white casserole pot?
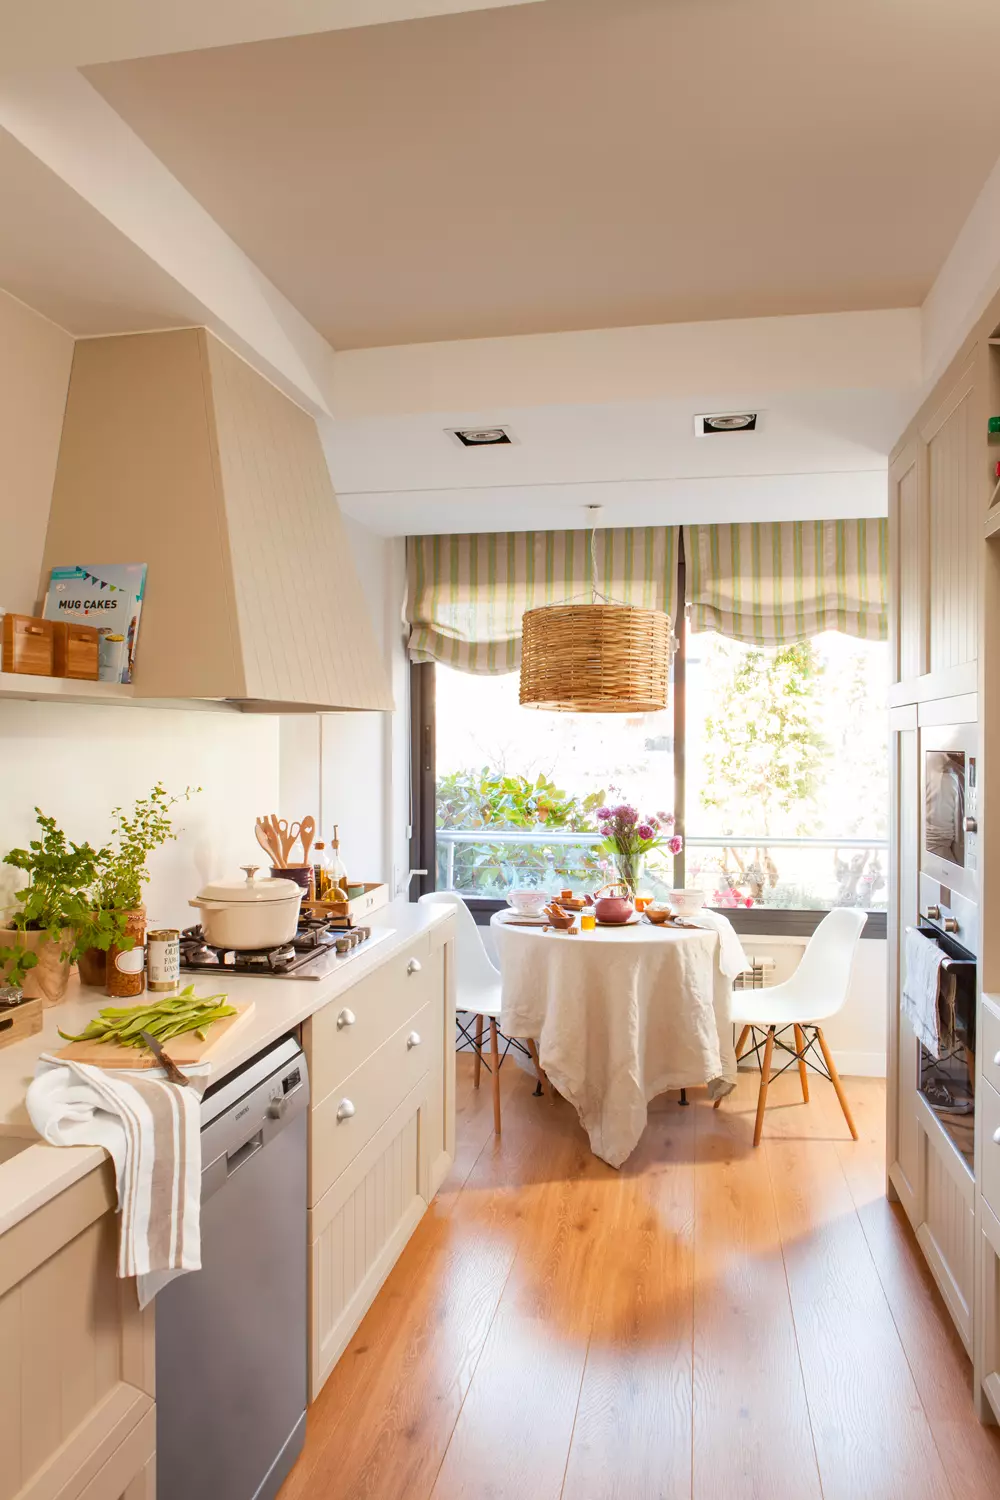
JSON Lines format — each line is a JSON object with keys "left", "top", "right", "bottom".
{"left": 189, "top": 865, "right": 303, "bottom": 950}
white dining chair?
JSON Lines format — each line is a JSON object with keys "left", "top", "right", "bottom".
{"left": 727, "top": 907, "right": 867, "bottom": 1146}
{"left": 418, "top": 891, "right": 547, "bottom": 1134}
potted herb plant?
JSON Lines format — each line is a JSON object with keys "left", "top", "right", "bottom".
{"left": 0, "top": 811, "right": 108, "bottom": 1006}
{"left": 77, "top": 782, "right": 199, "bottom": 994}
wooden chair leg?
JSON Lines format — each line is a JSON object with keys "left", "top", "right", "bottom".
{"left": 816, "top": 1026, "right": 858, "bottom": 1140}
{"left": 752, "top": 1026, "right": 775, "bottom": 1147}
{"left": 526, "top": 1038, "right": 553, "bottom": 1102}
{"left": 489, "top": 1018, "right": 502, "bottom": 1135}
{"left": 473, "top": 1014, "right": 484, "bottom": 1089}
{"left": 793, "top": 1023, "right": 810, "bottom": 1103}
{"left": 735, "top": 1024, "right": 751, "bottom": 1061}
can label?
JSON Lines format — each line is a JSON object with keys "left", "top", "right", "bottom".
{"left": 148, "top": 930, "right": 180, "bottom": 992}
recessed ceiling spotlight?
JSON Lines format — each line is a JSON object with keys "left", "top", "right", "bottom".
{"left": 447, "top": 426, "right": 516, "bottom": 448}
{"left": 694, "top": 411, "right": 759, "bottom": 436}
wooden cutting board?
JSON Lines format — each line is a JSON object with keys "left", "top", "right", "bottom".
{"left": 54, "top": 1000, "right": 254, "bottom": 1069}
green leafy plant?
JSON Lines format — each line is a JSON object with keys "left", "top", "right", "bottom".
{"left": 0, "top": 811, "right": 108, "bottom": 987}
{"left": 435, "top": 767, "right": 607, "bottom": 895}
{"left": 77, "top": 783, "right": 201, "bottom": 954}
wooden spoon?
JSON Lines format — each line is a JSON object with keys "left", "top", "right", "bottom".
{"left": 255, "top": 819, "right": 278, "bottom": 865}
{"left": 267, "top": 814, "right": 292, "bottom": 867}
{"left": 297, "top": 815, "right": 316, "bottom": 866}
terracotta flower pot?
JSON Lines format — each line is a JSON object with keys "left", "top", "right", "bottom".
{"left": 77, "top": 946, "right": 108, "bottom": 988}
{"left": 1, "top": 927, "right": 75, "bottom": 1006}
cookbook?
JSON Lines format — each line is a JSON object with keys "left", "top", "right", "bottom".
{"left": 43, "top": 564, "right": 147, "bottom": 683}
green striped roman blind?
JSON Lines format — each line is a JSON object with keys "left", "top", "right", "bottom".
{"left": 684, "top": 519, "right": 888, "bottom": 645}
{"left": 405, "top": 528, "right": 679, "bottom": 674}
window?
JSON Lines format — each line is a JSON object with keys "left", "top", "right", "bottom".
{"left": 685, "top": 631, "right": 888, "bottom": 913}
{"left": 407, "top": 520, "right": 889, "bottom": 930}
{"left": 434, "top": 666, "right": 675, "bottom": 898}
{"left": 422, "top": 625, "right": 887, "bottom": 924}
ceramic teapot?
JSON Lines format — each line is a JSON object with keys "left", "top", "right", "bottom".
{"left": 592, "top": 882, "right": 634, "bottom": 924}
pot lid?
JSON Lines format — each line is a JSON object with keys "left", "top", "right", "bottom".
{"left": 196, "top": 865, "right": 301, "bottom": 903}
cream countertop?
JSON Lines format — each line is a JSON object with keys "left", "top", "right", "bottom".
{"left": 0, "top": 899, "right": 454, "bottom": 1236}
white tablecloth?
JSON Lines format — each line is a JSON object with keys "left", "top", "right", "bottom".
{"left": 492, "top": 915, "right": 742, "bottom": 1167}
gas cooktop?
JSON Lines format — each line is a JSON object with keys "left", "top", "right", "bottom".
{"left": 179, "top": 917, "right": 394, "bottom": 979}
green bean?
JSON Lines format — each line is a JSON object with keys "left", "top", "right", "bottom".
{"left": 59, "top": 986, "right": 236, "bottom": 1048}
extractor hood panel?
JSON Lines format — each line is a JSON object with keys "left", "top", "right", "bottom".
{"left": 43, "top": 328, "right": 392, "bottom": 711}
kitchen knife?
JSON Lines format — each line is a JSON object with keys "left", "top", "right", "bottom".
{"left": 139, "top": 1029, "right": 191, "bottom": 1087}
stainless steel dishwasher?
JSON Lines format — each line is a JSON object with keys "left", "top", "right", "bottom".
{"left": 155, "top": 1035, "right": 310, "bottom": 1500}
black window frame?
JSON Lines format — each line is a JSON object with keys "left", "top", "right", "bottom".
{"left": 409, "top": 531, "right": 886, "bottom": 939}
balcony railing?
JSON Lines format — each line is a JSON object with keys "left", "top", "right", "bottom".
{"left": 435, "top": 829, "right": 888, "bottom": 910}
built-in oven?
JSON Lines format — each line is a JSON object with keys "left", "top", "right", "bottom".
{"left": 916, "top": 876, "right": 978, "bottom": 1173}
{"left": 920, "top": 723, "right": 979, "bottom": 903}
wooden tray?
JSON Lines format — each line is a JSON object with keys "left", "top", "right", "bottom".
{"left": 54, "top": 1000, "right": 254, "bottom": 1069}
{"left": 304, "top": 881, "right": 388, "bottom": 923}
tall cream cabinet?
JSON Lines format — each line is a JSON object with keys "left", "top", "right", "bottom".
{"left": 887, "top": 288, "right": 1000, "bottom": 1421}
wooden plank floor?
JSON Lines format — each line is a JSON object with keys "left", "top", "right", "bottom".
{"left": 281, "top": 1056, "right": 1000, "bottom": 1500}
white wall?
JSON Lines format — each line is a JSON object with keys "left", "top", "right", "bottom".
{"left": 279, "top": 517, "right": 408, "bottom": 892}
{"left": 0, "top": 287, "right": 280, "bottom": 925}
{"left": 0, "top": 702, "right": 279, "bottom": 929}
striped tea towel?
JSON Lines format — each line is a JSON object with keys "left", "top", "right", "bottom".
{"left": 27, "top": 1056, "right": 203, "bottom": 1305}
{"left": 902, "top": 928, "right": 948, "bottom": 1058}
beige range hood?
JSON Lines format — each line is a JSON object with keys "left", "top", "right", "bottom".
{"left": 41, "top": 328, "right": 392, "bottom": 711}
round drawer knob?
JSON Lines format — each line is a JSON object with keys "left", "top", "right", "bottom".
{"left": 993, "top": 1126, "right": 1000, "bottom": 1146}
{"left": 407, "top": 958, "right": 422, "bottom": 975}
{"left": 993, "top": 1050, "right": 1000, "bottom": 1067}
{"left": 407, "top": 1031, "right": 422, "bottom": 1050}
{"left": 336, "top": 1008, "right": 356, "bottom": 1030}
{"left": 336, "top": 1099, "right": 356, "bottom": 1122}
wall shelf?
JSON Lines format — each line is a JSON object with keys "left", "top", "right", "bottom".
{"left": 0, "top": 672, "right": 241, "bottom": 712}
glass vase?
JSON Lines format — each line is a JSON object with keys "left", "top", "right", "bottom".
{"left": 615, "top": 851, "right": 644, "bottom": 903}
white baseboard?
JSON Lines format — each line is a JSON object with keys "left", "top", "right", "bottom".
{"left": 740, "top": 1049, "right": 886, "bottom": 1078}
{"left": 828, "top": 1049, "right": 886, "bottom": 1078}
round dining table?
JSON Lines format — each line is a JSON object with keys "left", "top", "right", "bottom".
{"left": 491, "top": 912, "right": 743, "bottom": 1167}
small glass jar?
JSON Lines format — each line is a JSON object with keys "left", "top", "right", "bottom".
{"left": 107, "top": 907, "right": 146, "bottom": 997}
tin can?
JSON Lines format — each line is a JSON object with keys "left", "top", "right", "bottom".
{"left": 147, "top": 928, "right": 180, "bottom": 993}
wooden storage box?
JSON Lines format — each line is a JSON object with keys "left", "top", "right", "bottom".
{"left": 305, "top": 881, "right": 389, "bottom": 923}
{"left": 0, "top": 994, "right": 43, "bottom": 1050}
{"left": 53, "top": 620, "right": 100, "bottom": 680}
{"left": 1, "top": 613, "right": 56, "bottom": 676}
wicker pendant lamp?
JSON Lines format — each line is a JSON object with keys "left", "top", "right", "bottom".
{"left": 519, "top": 525, "right": 672, "bottom": 713}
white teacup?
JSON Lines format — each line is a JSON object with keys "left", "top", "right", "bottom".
{"left": 507, "top": 889, "right": 548, "bottom": 915}
{"left": 668, "top": 888, "right": 707, "bottom": 918}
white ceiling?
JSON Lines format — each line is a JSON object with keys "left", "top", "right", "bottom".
{"left": 85, "top": 0, "right": 1000, "bottom": 348}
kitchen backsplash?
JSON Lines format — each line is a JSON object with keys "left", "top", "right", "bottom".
{"left": 0, "top": 700, "right": 279, "bottom": 930}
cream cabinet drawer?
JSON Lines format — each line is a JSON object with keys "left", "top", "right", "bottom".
{"left": 310, "top": 1000, "right": 432, "bottom": 1205}
{"left": 307, "top": 936, "right": 434, "bottom": 1105}
{"left": 982, "top": 997, "right": 1000, "bottom": 1098}
{"left": 982, "top": 1079, "right": 1000, "bottom": 1220}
